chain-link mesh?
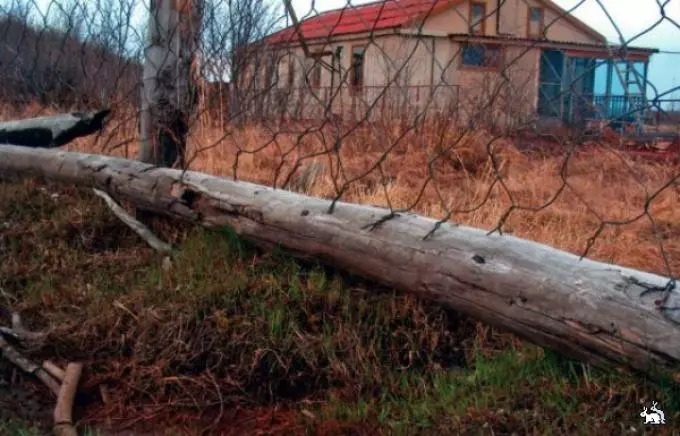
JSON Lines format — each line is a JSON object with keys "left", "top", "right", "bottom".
{"left": 1, "top": 0, "right": 679, "bottom": 305}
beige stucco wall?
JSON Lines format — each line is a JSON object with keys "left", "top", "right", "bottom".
{"left": 420, "top": 1, "right": 485, "bottom": 35}
{"left": 263, "top": 35, "right": 442, "bottom": 119}
{"left": 417, "top": 0, "right": 603, "bottom": 44}
{"left": 430, "top": 40, "right": 540, "bottom": 125}
{"left": 497, "top": 0, "right": 519, "bottom": 35}
{"left": 325, "top": 33, "right": 539, "bottom": 124}
{"left": 367, "top": 35, "right": 433, "bottom": 86}
{"left": 244, "top": 33, "right": 540, "bottom": 124}
{"left": 497, "top": 0, "right": 603, "bottom": 43}
{"left": 542, "top": 4, "right": 601, "bottom": 44}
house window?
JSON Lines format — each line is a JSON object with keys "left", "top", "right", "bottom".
{"left": 470, "top": 2, "right": 486, "bottom": 35}
{"left": 461, "top": 43, "right": 502, "bottom": 69}
{"left": 306, "top": 55, "right": 323, "bottom": 89}
{"left": 276, "top": 57, "right": 286, "bottom": 88}
{"left": 263, "top": 55, "right": 275, "bottom": 89}
{"left": 287, "top": 57, "right": 295, "bottom": 88}
{"left": 528, "top": 7, "right": 544, "bottom": 38}
{"left": 350, "top": 45, "right": 365, "bottom": 91}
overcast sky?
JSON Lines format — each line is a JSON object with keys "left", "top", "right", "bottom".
{"left": 290, "top": 0, "right": 680, "bottom": 99}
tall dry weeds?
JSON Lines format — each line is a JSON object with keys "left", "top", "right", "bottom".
{"left": 39, "top": 113, "right": 680, "bottom": 276}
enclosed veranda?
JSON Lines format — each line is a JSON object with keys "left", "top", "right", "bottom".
{"left": 536, "top": 45, "right": 658, "bottom": 132}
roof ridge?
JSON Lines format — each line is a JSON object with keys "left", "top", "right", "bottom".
{"left": 294, "top": 0, "right": 432, "bottom": 24}
{"left": 304, "top": 0, "right": 412, "bottom": 17}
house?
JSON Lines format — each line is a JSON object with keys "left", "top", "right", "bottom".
{"left": 238, "top": 0, "right": 657, "bottom": 129}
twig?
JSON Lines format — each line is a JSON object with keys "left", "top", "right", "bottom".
{"left": 200, "top": 370, "right": 224, "bottom": 434}
{"left": 53, "top": 362, "right": 83, "bottom": 436}
{"left": 12, "top": 312, "right": 48, "bottom": 341}
{"left": 99, "top": 384, "right": 110, "bottom": 405}
{"left": 112, "top": 300, "right": 139, "bottom": 322}
{"left": 0, "top": 335, "right": 61, "bottom": 395}
{"left": 0, "top": 286, "right": 17, "bottom": 305}
{"left": 92, "top": 188, "right": 173, "bottom": 254}
{"left": 43, "top": 360, "right": 66, "bottom": 382}
{"left": 0, "top": 312, "right": 49, "bottom": 345}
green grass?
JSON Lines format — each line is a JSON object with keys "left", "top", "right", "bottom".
{"left": 0, "top": 418, "right": 103, "bottom": 436}
{"left": 0, "top": 419, "right": 44, "bottom": 436}
{"left": 1, "top": 177, "right": 680, "bottom": 435}
{"left": 321, "top": 347, "right": 680, "bottom": 435}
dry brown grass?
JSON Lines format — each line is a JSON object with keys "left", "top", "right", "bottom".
{"left": 54, "top": 111, "right": 680, "bottom": 277}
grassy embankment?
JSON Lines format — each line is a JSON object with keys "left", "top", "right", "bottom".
{"left": 2, "top": 115, "right": 680, "bottom": 434}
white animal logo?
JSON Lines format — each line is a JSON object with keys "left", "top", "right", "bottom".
{"left": 641, "top": 407, "right": 661, "bottom": 424}
{"left": 640, "top": 402, "right": 666, "bottom": 425}
{"left": 651, "top": 401, "right": 666, "bottom": 424}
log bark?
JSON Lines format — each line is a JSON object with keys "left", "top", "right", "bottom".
{"left": 0, "top": 110, "right": 110, "bottom": 148}
{"left": 139, "top": 0, "right": 203, "bottom": 168}
{"left": 1, "top": 144, "right": 680, "bottom": 380}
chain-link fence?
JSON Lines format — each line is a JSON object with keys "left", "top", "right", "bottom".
{"left": 1, "top": 0, "right": 679, "bottom": 290}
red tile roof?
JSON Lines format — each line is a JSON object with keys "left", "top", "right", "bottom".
{"left": 265, "top": 0, "right": 459, "bottom": 44}
{"left": 264, "top": 0, "right": 612, "bottom": 48}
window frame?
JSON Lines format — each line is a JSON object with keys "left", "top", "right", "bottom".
{"left": 469, "top": 2, "right": 487, "bottom": 35}
{"left": 527, "top": 7, "right": 545, "bottom": 39}
{"left": 263, "top": 54, "right": 276, "bottom": 89}
{"left": 305, "top": 53, "right": 324, "bottom": 89}
{"left": 350, "top": 44, "right": 366, "bottom": 94}
{"left": 287, "top": 56, "right": 296, "bottom": 88}
{"left": 460, "top": 42, "right": 504, "bottom": 71}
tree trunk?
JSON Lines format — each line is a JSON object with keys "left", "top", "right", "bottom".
{"left": 139, "top": 0, "right": 203, "bottom": 169}
{"left": 1, "top": 144, "right": 680, "bottom": 382}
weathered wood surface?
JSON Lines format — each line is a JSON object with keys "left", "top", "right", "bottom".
{"left": 1, "top": 144, "right": 680, "bottom": 380}
{"left": 139, "top": 0, "right": 203, "bottom": 168}
{"left": 0, "top": 109, "right": 110, "bottom": 148}
{"left": 53, "top": 362, "right": 83, "bottom": 436}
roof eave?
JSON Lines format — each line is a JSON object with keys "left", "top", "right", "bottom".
{"left": 447, "top": 34, "right": 658, "bottom": 56}
{"left": 262, "top": 26, "right": 403, "bottom": 49}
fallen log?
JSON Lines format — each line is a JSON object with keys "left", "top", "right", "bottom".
{"left": 1, "top": 144, "right": 679, "bottom": 381}
{"left": 0, "top": 109, "right": 110, "bottom": 148}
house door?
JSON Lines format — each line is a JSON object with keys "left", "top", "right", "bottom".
{"left": 563, "top": 57, "right": 596, "bottom": 125}
{"left": 537, "top": 50, "right": 565, "bottom": 119}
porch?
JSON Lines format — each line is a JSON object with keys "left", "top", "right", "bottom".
{"left": 536, "top": 48, "right": 656, "bottom": 131}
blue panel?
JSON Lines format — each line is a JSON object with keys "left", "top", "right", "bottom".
{"left": 539, "top": 50, "right": 563, "bottom": 84}
{"left": 593, "top": 60, "right": 609, "bottom": 94}
{"left": 462, "top": 45, "right": 484, "bottom": 66}
{"left": 537, "top": 50, "right": 565, "bottom": 118}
